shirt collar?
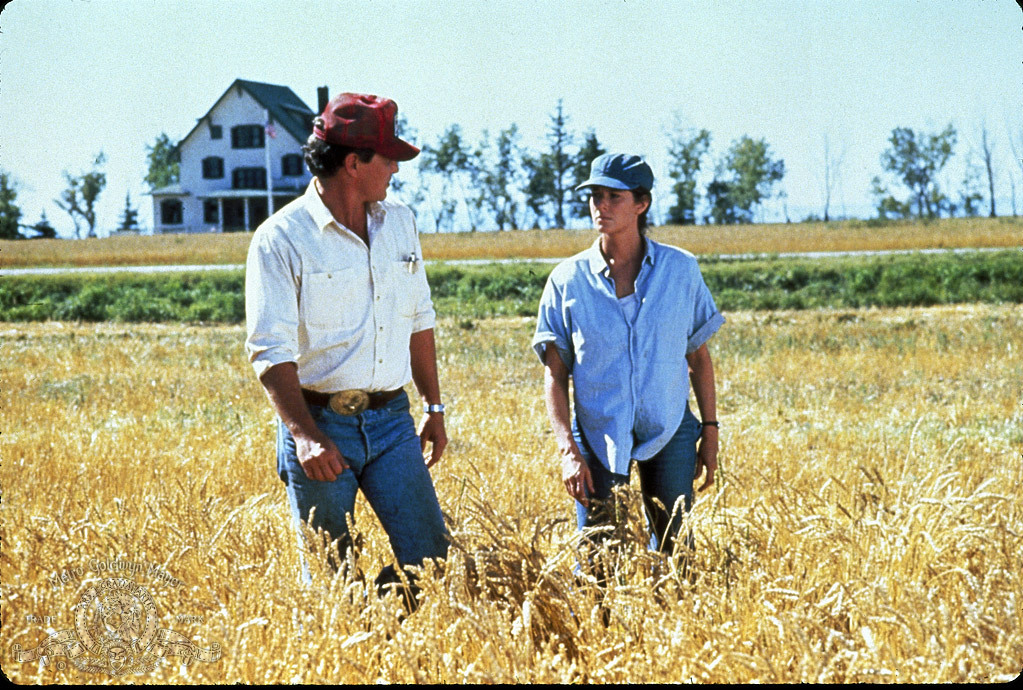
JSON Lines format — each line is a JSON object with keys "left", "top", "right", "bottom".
{"left": 585, "top": 236, "right": 657, "bottom": 275}
{"left": 303, "top": 180, "right": 386, "bottom": 233}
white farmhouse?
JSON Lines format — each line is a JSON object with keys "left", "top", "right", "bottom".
{"left": 150, "top": 79, "right": 327, "bottom": 233}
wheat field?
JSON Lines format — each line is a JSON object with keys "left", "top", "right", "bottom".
{"left": 1, "top": 304, "right": 1021, "bottom": 683}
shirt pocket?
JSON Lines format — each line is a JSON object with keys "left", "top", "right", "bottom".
{"left": 385, "top": 258, "right": 425, "bottom": 318}
{"left": 300, "top": 268, "right": 365, "bottom": 331}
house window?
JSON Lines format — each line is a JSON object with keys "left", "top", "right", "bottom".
{"left": 160, "top": 199, "right": 183, "bottom": 225}
{"left": 282, "top": 154, "right": 304, "bottom": 176}
{"left": 202, "top": 156, "right": 224, "bottom": 179}
{"left": 204, "top": 200, "right": 220, "bottom": 224}
{"left": 231, "top": 124, "right": 264, "bottom": 149}
{"left": 232, "top": 167, "right": 266, "bottom": 190}
{"left": 210, "top": 124, "right": 222, "bottom": 140}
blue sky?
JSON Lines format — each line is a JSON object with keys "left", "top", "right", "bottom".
{"left": 1, "top": 0, "right": 1020, "bottom": 236}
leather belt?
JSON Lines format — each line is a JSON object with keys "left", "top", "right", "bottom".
{"left": 301, "top": 388, "right": 403, "bottom": 415}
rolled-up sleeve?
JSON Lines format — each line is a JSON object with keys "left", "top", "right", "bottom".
{"left": 532, "top": 276, "right": 573, "bottom": 368}
{"left": 686, "top": 272, "right": 725, "bottom": 354}
{"left": 245, "top": 228, "right": 300, "bottom": 379}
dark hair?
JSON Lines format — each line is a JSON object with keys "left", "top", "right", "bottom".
{"left": 302, "top": 133, "right": 375, "bottom": 178}
{"left": 632, "top": 187, "right": 652, "bottom": 235}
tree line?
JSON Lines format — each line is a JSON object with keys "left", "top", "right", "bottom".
{"left": 0, "top": 103, "right": 1018, "bottom": 239}
{"left": 401, "top": 106, "right": 1012, "bottom": 231}
{"left": 1, "top": 152, "right": 144, "bottom": 240}
{"left": 396, "top": 100, "right": 789, "bottom": 232}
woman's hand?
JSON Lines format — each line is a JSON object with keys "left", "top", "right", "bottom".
{"left": 686, "top": 343, "right": 719, "bottom": 492}
{"left": 695, "top": 425, "right": 718, "bottom": 491}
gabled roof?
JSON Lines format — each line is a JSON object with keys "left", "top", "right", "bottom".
{"left": 234, "top": 79, "right": 316, "bottom": 143}
{"left": 178, "top": 78, "right": 316, "bottom": 150}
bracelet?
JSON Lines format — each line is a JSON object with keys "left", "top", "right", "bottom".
{"left": 701, "top": 420, "right": 719, "bottom": 427}
{"left": 424, "top": 403, "right": 445, "bottom": 414}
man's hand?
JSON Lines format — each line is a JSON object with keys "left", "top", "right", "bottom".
{"left": 296, "top": 432, "right": 347, "bottom": 482}
{"left": 418, "top": 412, "right": 447, "bottom": 468}
{"left": 694, "top": 426, "right": 718, "bottom": 492}
{"left": 562, "top": 448, "right": 594, "bottom": 506}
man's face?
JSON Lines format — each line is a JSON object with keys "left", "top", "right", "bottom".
{"left": 357, "top": 153, "right": 399, "bottom": 202}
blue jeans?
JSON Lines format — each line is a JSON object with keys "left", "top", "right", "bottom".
{"left": 276, "top": 390, "right": 449, "bottom": 581}
{"left": 573, "top": 404, "right": 701, "bottom": 556}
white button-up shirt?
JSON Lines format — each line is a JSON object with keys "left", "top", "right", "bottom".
{"left": 245, "top": 181, "right": 435, "bottom": 393}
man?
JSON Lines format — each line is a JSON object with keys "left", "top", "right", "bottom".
{"left": 245, "top": 92, "right": 449, "bottom": 601}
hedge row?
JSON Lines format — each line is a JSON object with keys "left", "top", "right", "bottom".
{"left": 1, "top": 250, "right": 1020, "bottom": 323}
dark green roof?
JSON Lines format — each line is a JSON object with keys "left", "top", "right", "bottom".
{"left": 178, "top": 79, "right": 315, "bottom": 150}
{"left": 234, "top": 79, "right": 315, "bottom": 143}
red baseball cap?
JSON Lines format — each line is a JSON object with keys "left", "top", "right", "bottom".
{"left": 313, "top": 92, "right": 420, "bottom": 161}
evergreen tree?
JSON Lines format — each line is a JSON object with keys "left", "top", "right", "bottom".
{"left": 118, "top": 191, "right": 140, "bottom": 232}
{"left": 545, "top": 99, "right": 574, "bottom": 229}
{"left": 570, "top": 129, "right": 606, "bottom": 221}
{"left": 31, "top": 210, "right": 57, "bottom": 239}
{"left": 0, "top": 169, "right": 22, "bottom": 239}
{"left": 521, "top": 151, "right": 555, "bottom": 229}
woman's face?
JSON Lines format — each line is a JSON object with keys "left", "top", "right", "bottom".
{"left": 588, "top": 186, "right": 648, "bottom": 237}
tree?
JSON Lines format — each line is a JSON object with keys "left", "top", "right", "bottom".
{"left": 820, "top": 134, "right": 847, "bottom": 222}
{"left": 664, "top": 116, "right": 711, "bottom": 225}
{"left": 545, "top": 100, "right": 575, "bottom": 229}
{"left": 521, "top": 150, "right": 555, "bottom": 229}
{"left": 978, "top": 123, "right": 996, "bottom": 218}
{"left": 704, "top": 177, "right": 739, "bottom": 225}
{"left": 464, "top": 139, "right": 490, "bottom": 232}
{"left": 870, "top": 175, "right": 911, "bottom": 220}
{"left": 420, "top": 124, "right": 472, "bottom": 231}
{"left": 1010, "top": 173, "right": 1018, "bottom": 217}
{"left": 878, "top": 124, "right": 957, "bottom": 219}
{"left": 705, "top": 136, "right": 785, "bottom": 224}
{"left": 570, "top": 129, "right": 606, "bottom": 221}
{"left": 478, "top": 124, "right": 524, "bottom": 230}
{"left": 145, "top": 133, "right": 180, "bottom": 191}
{"left": 518, "top": 101, "right": 578, "bottom": 230}
{"left": 958, "top": 153, "right": 985, "bottom": 217}
{"left": 56, "top": 152, "right": 107, "bottom": 238}
{"left": 0, "top": 169, "right": 22, "bottom": 239}
{"left": 30, "top": 211, "right": 57, "bottom": 239}
{"left": 390, "top": 114, "right": 426, "bottom": 214}
{"left": 118, "top": 191, "right": 140, "bottom": 232}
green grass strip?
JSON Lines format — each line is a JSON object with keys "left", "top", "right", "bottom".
{"left": 1, "top": 250, "right": 1020, "bottom": 323}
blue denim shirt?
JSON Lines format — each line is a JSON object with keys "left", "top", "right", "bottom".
{"left": 532, "top": 238, "right": 724, "bottom": 475}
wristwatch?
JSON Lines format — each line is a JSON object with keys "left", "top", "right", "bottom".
{"left": 424, "top": 403, "right": 445, "bottom": 414}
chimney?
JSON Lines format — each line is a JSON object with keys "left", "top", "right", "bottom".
{"left": 317, "top": 86, "right": 329, "bottom": 114}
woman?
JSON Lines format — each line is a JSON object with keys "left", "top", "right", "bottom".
{"left": 532, "top": 152, "right": 724, "bottom": 560}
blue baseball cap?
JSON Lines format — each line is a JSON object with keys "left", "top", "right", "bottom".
{"left": 575, "top": 153, "right": 654, "bottom": 191}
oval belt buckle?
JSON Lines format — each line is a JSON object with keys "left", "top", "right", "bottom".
{"left": 329, "top": 390, "right": 370, "bottom": 416}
